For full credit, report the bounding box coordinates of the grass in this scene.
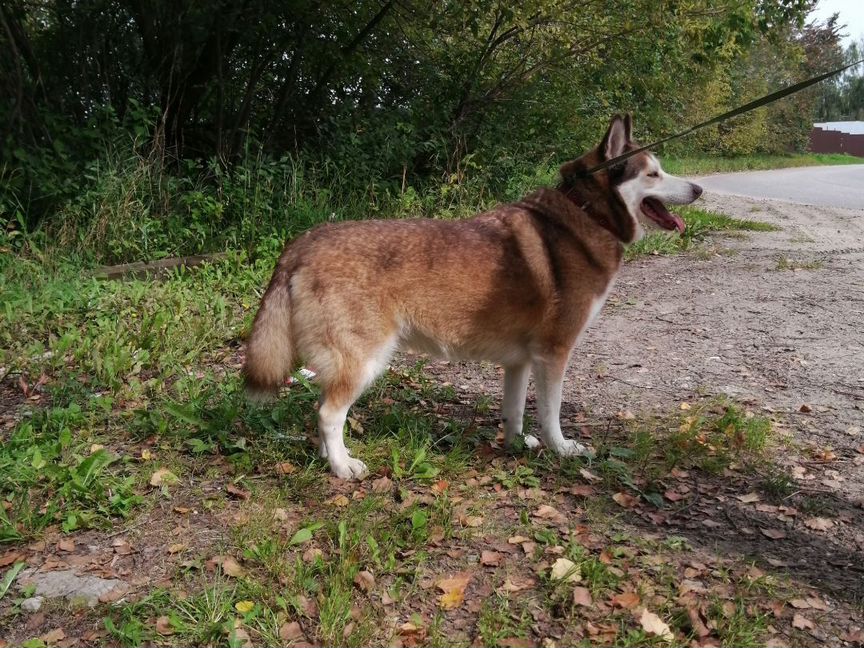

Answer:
[661,152,862,176]
[775,256,824,271]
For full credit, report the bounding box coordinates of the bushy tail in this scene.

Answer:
[243,282,294,400]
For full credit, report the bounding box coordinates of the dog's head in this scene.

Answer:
[559,114,703,243]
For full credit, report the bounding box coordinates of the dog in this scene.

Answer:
[244,114,703,479]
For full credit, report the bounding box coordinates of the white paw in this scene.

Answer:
[330,457,369,480]
[552,439,594,457]
[319,443,328,459]
[524,434,541,450]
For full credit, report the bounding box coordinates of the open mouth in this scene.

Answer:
[640,197,685,233]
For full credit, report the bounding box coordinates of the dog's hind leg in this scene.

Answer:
[315,336,397,479]
[532,354,591,457]
[502,364,533,448]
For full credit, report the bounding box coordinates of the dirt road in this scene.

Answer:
[696,164,864,209]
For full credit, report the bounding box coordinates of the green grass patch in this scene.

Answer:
[626,206,779,259]
[661,152,862,176]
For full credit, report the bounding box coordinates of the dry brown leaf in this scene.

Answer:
[149,468,178,487]
[229,627,253,648]
[612,492,639,508]
[803,517,833,531]
[167,543,186,554]
[792,613,814,630]
[461,515,483,528]
[570,484,595,497]
[40,629,66,645]
[354,570,375,592]
[498,575,536,593]
[640,609,674,641]
[611,591,641,609]
[579,468,602,483]
[533,505,564,521]
[156,616,175,636]
[760,528,787,540]
[572,586,593,607]
[687,607,711,638]
[550,558,581,583]
[226,483,251,500]
[736,492,761,503]
[798,404,812,413]
[806,597,828,611]
[664,490,684,502]
[498,638,534,648]
[481,550,502,566]
[371,476,392,493]
[508,535,531,544]
[0,550,23,567]
[279,621,306,643]
[327,494,350,507]
[221,556,244,577]
[436,571,472,610]
[57,539,75,552]
[275,461,296,475]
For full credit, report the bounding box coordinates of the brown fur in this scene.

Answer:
[243,115,701,478]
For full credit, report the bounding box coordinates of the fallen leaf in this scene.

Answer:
[327,494,350,507]
[789,599,810,609]
[156,616,175,635]
[572,586,593,607]
[550,558,581,583]
[437,571,472,610]
[508,535,531,544]
[760,528,787,540]
[612,492,639,508]
[235,600,255,614]
[221,556,244,577]
[461,515,483,528]
[803,517,833,531]
[303,547,323,562]
[570,485,595,497]
[57,539,75,552]
[371,476,392,493]
[533,505,564,521]
[273,507,289,522]
[640,609,674,641]
[579,468,602,483]
[168,543,186,554]
[279,621,306,643]
[275,461,296,475]
[736,492,761,503]
[498,638,534,648]
[687,607,710,638]
[664,490,684,502]
[612,591,641,609]
[798,404,812,413]
[226,483,251,500]
[805,597,828,611]
[680,402,691,410]
[40,629,66,644]
[792,613,814,630]
[229,627,253,648]
[150,468,178,487]
[140,449,152,461]
[481,550,502,566]
[89,443,105,454]
[0,550,23,567]
[354,570,375,592]
[498,576,536,593]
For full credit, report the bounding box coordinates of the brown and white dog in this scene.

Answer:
[244,115,703,479]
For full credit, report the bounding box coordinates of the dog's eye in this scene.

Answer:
[647,171,660,178]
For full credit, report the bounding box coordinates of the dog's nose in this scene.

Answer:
[691,183,703,198]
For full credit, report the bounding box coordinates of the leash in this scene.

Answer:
[582,57,864,175]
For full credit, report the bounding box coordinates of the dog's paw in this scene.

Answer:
[523,434,541,450]
[319,443,328,459]
[552,439,594,458]
[330,457,369,480]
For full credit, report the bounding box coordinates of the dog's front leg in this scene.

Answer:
[532,356,591,457]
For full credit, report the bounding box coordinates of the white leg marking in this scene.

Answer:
[318,400,368,480]
[503,364,530,447]
[532,358,592,457]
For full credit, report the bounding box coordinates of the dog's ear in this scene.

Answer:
[623,113,633,142]
[602,114,629,161]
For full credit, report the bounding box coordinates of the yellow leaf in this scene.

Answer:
[235,600,255,614]
[436,571,472,609]
[150,468,178,487]
[640,609,674,641]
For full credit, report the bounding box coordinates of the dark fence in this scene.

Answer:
[808,127,864,157]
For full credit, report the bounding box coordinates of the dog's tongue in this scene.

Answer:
[671,212,686,233]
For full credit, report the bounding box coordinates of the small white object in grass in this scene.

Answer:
[287,367,317,385]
